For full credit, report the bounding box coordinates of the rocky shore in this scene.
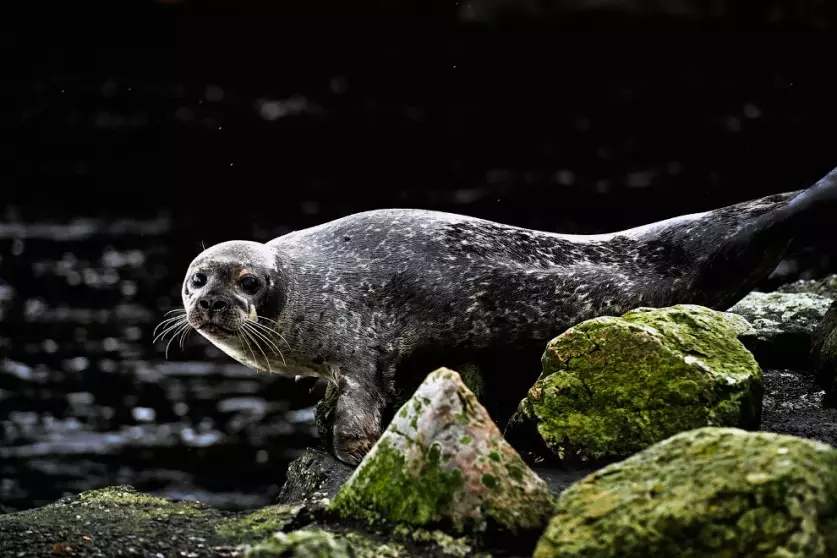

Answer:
[3,275,837,557]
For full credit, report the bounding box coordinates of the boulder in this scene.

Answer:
[277,447,354,505]
[508,305,763,462]
[0,485,462,558]
[777,274,837,300]
[811,300,837,406]
[534,427,837,557]
[727,291,833,368]
[329,367,555,537]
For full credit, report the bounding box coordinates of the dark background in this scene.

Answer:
[2,0,837,513]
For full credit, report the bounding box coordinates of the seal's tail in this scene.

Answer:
[692,164,837,309]
[770,165,837,225]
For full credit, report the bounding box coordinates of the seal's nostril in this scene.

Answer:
[212,300,227,311]
[199,299,210,309]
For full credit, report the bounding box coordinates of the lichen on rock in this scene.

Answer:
[727,290,833,367]
[329,367,555,536]
[777,273,837,300]
[245,528,351,558]
[534,427,837,557]
[509,304,763,462]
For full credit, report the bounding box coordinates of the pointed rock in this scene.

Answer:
[329,367,555,536]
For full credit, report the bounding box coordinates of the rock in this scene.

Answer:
[0,485,461,557]
[277,447,354,505]
[534,427,837,557]
[329,367,555,538]
[777,274,837,300]
[811,300,837,406]
[508,305,762,463]
[760,368,837,446]
[246,528,351,558]
[727,291,833,368]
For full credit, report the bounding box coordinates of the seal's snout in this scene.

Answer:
[187,290,243,335]
[198,297,228,311]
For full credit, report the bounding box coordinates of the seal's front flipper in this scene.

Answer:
[331,369,388,466]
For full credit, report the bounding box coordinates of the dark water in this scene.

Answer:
[0,209,325,512]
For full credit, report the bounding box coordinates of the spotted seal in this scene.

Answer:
[158,165,837,465]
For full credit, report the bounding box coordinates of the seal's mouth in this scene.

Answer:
[198,323,237,335]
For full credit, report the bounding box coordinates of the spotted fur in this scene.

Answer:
[183,165,837,465]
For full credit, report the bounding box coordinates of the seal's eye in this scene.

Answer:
[239,275,260,295]
[191,272,207,287]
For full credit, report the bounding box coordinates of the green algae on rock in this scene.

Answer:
[0,485,456,558]
[510,305,763,462]
[727,290,833,367]
[0,485,223,557]
[246,528,351,558]
[329,367,555,536]
[534,427,837,558]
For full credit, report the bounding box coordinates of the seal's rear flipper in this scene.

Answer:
[693,165,837,309]
[771,165,837,225]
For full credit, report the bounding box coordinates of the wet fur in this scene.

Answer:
[184,166,837,465]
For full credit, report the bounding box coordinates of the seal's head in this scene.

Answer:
[181,240,286,367]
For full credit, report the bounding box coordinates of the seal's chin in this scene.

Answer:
[198,323,238,336]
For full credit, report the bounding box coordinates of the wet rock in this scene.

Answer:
[245,529,350,557]
[534,427,837,557]
[777,274,837,300]
[508,305,762,463]
[727,291,833,368]
[277,447,354,504]
[811,301,837,406]
[329,367,555,538]
[0,485,478,558]
[760,368,837,447]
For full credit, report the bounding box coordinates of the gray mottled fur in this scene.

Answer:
[181,165,837,465]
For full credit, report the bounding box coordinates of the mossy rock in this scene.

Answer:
[246,528,352,557]
[509,304,763,462]
[727,291,833,368]
[0,485,476,557]
[330,367,555,538]
[534,427,837,557]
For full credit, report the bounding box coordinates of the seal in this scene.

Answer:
[158,165,837,465]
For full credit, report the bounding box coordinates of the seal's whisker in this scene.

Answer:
[244,322,286,366]
[153,317,188,343]
[236,331,261,373]
[240,328,272,374]
[164,308,187,316]
[153,315,188,337]
[177,326,192,350]
[153,317,189,344]
[165,322,190,359]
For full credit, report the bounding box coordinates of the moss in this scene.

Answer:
[392,525,473,557]
[458,363,486,400]
[331,368,555,538]
[329,437,466,527]
[534,427,837,558]
[215,504,304,541]
[245,528,350,558]
[0,486,225,557]
[517,305,763,461]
